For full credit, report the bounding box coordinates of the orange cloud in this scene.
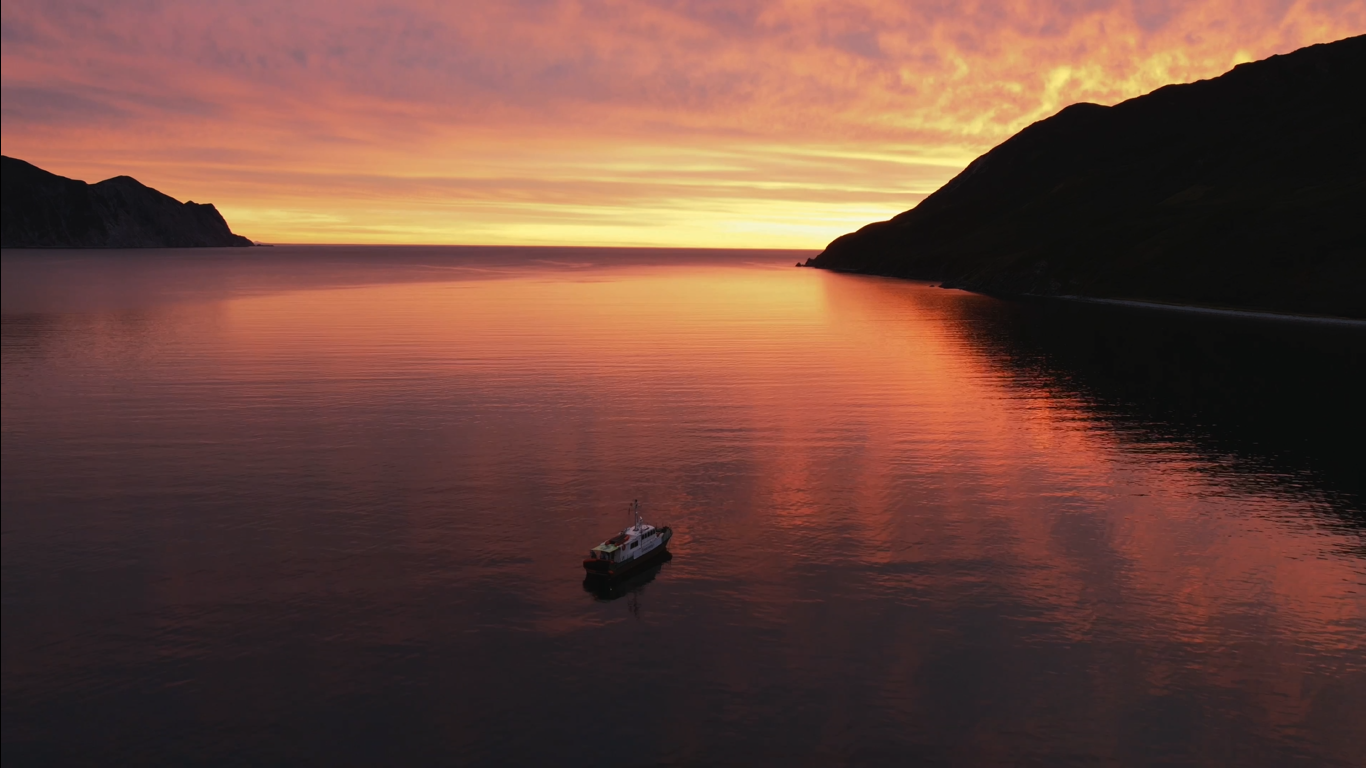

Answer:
[2,1,1361,246]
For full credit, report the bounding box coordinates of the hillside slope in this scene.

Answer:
[806,36,1366,318]
[1,157,252,248]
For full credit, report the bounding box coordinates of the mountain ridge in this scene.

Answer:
[1,156,253,248]
[805,35,1366,319]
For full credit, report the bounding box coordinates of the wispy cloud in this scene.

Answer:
[2,0,1360,245]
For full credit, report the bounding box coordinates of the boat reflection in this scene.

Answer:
[582,550,673,602]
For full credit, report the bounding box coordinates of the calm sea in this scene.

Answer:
[3,246,1364,766]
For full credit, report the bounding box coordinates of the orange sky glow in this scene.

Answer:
[2,0,1362,247]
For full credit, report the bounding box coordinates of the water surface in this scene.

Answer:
[3,246,1364,766]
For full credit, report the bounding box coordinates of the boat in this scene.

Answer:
[583,500,673,578]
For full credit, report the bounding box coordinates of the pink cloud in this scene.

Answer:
[2,1,1360,245]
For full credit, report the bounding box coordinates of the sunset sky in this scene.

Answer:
[2,1,1361,247]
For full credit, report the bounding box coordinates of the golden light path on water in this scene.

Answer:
[2,248,1363,763]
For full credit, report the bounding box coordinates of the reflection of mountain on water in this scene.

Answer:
[816,272,1364,538]
[944,292,1366,527]
[583,551,673,602]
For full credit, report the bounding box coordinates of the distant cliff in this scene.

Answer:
[806,35,1366,319]
[1,156,252,248]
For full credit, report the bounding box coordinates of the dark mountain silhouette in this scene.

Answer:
[805,35,1366,319]
[1,156,252,248]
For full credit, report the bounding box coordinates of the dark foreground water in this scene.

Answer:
[3,246,1364,767]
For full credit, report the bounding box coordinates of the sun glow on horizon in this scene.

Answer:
[2,0,1362,247]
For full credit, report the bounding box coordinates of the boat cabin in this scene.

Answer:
[588,523,661,564]
[583,500,672,576]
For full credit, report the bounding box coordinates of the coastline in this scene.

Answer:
[1049,295,1366,327]
[805,265,1366,326]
